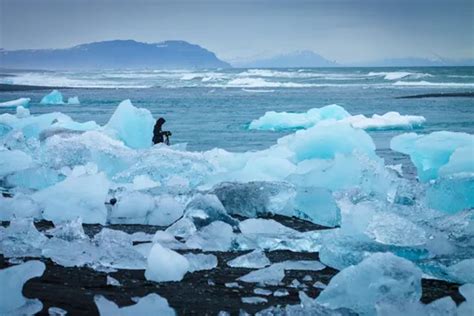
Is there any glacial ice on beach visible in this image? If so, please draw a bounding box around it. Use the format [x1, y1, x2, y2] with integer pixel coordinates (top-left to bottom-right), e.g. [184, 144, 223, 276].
[249, 104, 425, 131]
[227, 250, 271, 268]
[316, 252, 422, 316]
[391, 131, 474, 213]
[185, 221, 234, 251]
[184, 253, 218, 272]
[104, 99, 155, 149]
[40, 90, 64, 104]
[95, 293, 176, 316]
[391, 131, 474, 182]
[0, 260, 45, 315]
[0, 97, 31, 108]
[145, 243, 189, 282]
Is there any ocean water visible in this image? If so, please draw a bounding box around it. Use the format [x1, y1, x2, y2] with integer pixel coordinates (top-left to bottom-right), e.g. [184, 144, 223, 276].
[1, 67, 473, 168]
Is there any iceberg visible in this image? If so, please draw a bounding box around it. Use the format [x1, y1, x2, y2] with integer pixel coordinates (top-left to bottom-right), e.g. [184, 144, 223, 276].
[95, 293, 175, 316]
[67, 96, 80, 105]
[0, 97, 31, 108]
[145, 243, 189, 282]
[316, 252, 422, 316]
[0, 260, 45, 315]
[40, 89, 64, 104]
[104, 99, 155, 149]
[249, 104, 425, 131]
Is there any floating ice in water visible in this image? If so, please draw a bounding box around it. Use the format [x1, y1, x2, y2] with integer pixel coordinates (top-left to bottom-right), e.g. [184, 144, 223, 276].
[183, 253, 218, 272]
[94, 293, 175, 316]
[67, 96, 80, 105]
[249, 104, 425, 131]
[185, 221, 234, 251]
[33, 171, 110, 224]
[241, 296, 268, 304]
[104, 99, 155, 149]
[227, 250, 271, 268]
[0, 97, 31, 108]
[40, 90, 64, 104]
[145, 243, 189, 282]
[0, 260, 45, 315]
[316, 252, 422, 316]
[391, 131, 474, 182]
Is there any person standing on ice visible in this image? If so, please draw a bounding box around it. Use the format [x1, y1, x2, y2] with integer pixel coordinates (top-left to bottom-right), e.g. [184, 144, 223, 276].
[152, 117, 172, 145]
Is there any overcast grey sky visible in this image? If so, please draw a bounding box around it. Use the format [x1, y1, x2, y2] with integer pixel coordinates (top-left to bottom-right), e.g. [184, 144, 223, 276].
[1, 0, 473, 63]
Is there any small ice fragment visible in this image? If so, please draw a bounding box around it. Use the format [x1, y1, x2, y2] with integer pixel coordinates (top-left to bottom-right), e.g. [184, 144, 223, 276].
[145, 243, 189, 282]
[241, 297, 268, 304]
[274, 289, 290, 297]
[254, 288, 272, 296]
[185, 221, 234, 252]
[238, 265, 285, 286]
[303, 275, 313, 282]
[239, 218, 297, 235]
[94, 293, 175, 316]
[208, 279, 215, 286]
[290, 279, 301, 288]
[16, 105, 30, 118]
[48, 306, 68, 315]
[227, 250, 271, 269]
[106, 275, 121, 287]
[225, 282, 242, 289]
[165, 218, 197, 239]
[0, 260, 45, 315]
[313, 281, 326, 289]
[183, 253, 218, 272]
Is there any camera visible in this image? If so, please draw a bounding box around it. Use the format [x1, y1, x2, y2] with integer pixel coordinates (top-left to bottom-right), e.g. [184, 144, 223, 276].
[162, 131, 172, 137]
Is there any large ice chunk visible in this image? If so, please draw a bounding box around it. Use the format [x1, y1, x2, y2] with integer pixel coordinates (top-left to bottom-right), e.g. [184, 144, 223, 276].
[148, 194, 185, 226]
[145, 243, 189, 282]
[0, 260, 45, 315]
[182, 193, 238, 228]
[104, 99, 155, 149]
[227, 250, 271, 268]
[0, 98, 31, 108]
[0, 217, 48, 258]
[95, 293, 175, 316]
[391, 131, 474, 182]
[458, 284, 474, 316]
[109, 191, 155, 224]
[183, 253, 218, 272]
[316, 252, 422, 316]
[33, 171, 109, 224]
[40, 90, 64, 104]
[185, 221, 234, 251]
[0, 148, 33, 177]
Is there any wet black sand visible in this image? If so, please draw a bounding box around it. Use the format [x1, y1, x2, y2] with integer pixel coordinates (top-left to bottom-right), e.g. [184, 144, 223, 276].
[0, 218, 465, 315]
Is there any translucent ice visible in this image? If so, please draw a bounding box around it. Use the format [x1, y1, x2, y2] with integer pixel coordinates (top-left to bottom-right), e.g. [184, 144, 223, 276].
[446, 259, 474, 284]
[391, 131, 474, 182]
[0, 148, 33, 177]
[185, 221, 234, 251]
[241, 296, 268, 304]
[227, 250, 271, 268]
[316, 252, 422, 316]
[33, 171, 109, 224]
[183, 253, 218, 272]
[104, 99, 155, 149]
[148, 194, 184, 226]
[145, 243, 189, 282]
[239, 218, 297, 235]
[0, 217, 48, 258]
[0, 260, 45, 315]
[182, 193, 238, 228]
[458, 284, 474, 316]
[40, 90, 64, 105]
[95, 293, 175, 316]
[110, 191, 155, 224]
[0, 97, 31, 108]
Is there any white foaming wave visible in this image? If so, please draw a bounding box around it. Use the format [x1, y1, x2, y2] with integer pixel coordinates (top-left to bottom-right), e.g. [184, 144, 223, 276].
[368, 71, 432, 80]
[224, 77, 314, 88]
[393, 81, 474, 87]
[4, 72, 153, 89]
[242, 88, 275, 93]
[238, 69, 367, 80]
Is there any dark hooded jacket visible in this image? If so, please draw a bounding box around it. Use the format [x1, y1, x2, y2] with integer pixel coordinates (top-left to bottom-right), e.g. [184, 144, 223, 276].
[152, 117, 166, 145]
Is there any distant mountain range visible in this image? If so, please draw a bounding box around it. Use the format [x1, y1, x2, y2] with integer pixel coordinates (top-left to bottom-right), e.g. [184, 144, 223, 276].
[0, 40, 472, 69]
[234, 50, 338, 68]
[0, 40, 230, 70]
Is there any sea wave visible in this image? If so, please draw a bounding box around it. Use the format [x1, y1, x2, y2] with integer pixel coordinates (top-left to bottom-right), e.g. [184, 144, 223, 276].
[368, 71, 432, 80]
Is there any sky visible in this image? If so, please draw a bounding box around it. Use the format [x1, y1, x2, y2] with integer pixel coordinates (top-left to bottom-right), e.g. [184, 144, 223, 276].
[1, 0, 473, 64]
